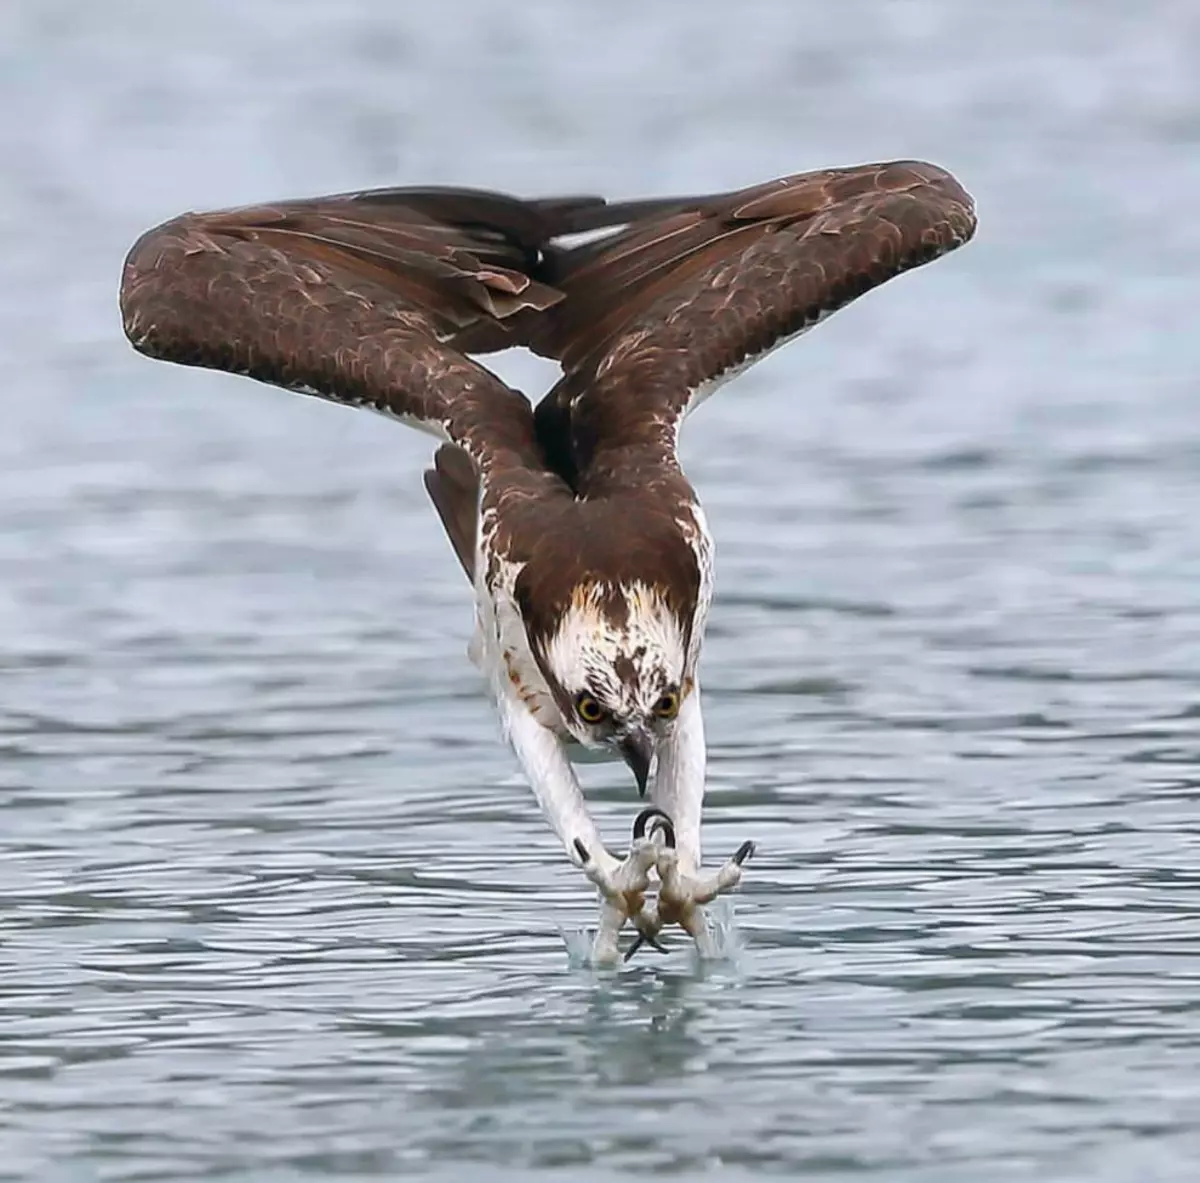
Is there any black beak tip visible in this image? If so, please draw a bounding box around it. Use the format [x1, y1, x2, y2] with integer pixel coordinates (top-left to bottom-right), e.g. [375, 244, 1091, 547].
[619, 732, 655, 799]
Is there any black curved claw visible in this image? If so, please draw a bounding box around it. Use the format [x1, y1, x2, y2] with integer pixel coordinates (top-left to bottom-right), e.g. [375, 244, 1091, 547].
[632, 806, 676, 848]
[624, 930, 670, 961]
[573, 838, 591, 864]
[733, 840, 756, 867]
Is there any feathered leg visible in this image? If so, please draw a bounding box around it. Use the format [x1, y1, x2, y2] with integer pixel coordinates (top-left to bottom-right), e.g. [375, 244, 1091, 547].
[643, 682, 755, 956]
[498, 691, 659, 964]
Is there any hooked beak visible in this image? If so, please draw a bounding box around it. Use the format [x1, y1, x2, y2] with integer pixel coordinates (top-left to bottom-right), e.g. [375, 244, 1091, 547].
[618, 726, 655, 797]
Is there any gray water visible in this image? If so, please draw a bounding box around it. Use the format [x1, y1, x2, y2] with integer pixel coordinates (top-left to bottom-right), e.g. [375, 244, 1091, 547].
[4, 1, 1200, 1178]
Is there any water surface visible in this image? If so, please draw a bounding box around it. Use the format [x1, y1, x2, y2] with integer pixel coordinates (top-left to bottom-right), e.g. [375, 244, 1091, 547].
[3, 1, 1200, 1178]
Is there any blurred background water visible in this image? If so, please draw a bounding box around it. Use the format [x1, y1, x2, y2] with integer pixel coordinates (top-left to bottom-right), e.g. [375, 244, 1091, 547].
[3, 1, 1200, 1179]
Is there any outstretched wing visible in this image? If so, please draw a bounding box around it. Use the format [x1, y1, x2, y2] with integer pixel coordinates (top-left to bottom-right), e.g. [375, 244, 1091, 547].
[119, 185, 597, 474]
[119, 184, 715, 578]
[529, 161, 977, 480]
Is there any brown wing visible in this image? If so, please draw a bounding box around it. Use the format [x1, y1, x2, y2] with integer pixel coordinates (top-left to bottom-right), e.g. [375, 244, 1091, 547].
[529, 160, 977, 482]
[118, 185, 605, 475]
[119, 184, 720, 581]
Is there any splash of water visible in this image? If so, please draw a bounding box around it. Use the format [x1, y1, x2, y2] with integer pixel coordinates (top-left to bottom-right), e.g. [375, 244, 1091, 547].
[558, 897, 745, 970]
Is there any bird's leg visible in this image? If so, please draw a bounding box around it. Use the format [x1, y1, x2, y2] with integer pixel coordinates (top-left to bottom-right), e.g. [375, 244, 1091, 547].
[498, 690, 659, 965]
[572, 835, 660, 965]
[646, 685, 756, 957]
[622, 813, 755, 961]
[649, 680, 708, 874]
[608, 807, 679, 962]
[653, 840, 755, 957]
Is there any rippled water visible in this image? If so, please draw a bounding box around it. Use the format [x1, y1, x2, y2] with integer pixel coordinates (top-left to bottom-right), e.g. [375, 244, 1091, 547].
[4, 1, 1200, 1178]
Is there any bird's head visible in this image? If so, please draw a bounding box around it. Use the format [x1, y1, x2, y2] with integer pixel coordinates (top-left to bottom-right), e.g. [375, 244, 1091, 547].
[536, 580, 692, 794]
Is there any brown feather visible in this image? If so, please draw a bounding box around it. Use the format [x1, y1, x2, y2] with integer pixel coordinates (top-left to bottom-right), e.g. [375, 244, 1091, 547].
[119, 193, 548, 480]
[530, 160, 977, 480]
[423, 444, 480, 580]
[119, 163, 976, 612]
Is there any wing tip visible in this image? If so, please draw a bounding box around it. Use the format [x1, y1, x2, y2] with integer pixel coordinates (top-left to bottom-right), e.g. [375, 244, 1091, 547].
[895, 158, 979, 235]
[119, 210, 212, 352]
[856, 159, 977, 258]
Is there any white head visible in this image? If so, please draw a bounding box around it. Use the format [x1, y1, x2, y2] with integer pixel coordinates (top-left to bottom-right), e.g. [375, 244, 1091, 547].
[538, 580, 690, 793]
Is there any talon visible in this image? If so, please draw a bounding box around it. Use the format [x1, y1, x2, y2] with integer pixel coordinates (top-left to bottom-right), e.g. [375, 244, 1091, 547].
[651, 836, 756, 958]
[624, 929, 670, 961]
[578, 838, 660, 966]
[632, 806, 676, 848]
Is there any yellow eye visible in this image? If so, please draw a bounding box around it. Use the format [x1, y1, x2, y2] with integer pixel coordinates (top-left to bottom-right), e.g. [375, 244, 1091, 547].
[653, 690, 680, 719]
[575, 693, 607, 724]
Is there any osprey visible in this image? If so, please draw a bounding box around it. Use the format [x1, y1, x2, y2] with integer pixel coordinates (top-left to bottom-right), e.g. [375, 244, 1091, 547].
[120, 160, 976, 963]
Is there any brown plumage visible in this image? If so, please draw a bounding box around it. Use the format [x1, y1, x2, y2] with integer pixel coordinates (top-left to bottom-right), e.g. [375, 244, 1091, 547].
[120, 160, 975, 596]
[532, 160, 976, 483]
[120, 161, 976, 917]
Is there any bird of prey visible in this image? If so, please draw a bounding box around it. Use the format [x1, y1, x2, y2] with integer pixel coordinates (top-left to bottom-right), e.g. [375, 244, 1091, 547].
[120, 160, 976, 964]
